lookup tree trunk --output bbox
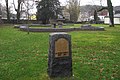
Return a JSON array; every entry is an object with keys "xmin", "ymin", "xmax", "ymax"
[
  {"xmin": 5, "ymin": 0, "xmax": 10, "ymax": 23},
  {"xmin": 16, "ymin": 0, "xmax": 21, "ymax": 23},
  {"xmin": 107, "ymin": 0, "xmax": 114, "ymax": 27},
  {"xmin": 94, "ymin": 10, "xmax": 98, "ymax": 24},
  {"xmin": 17, "ymin": 11, "xmax": 20, "ymax": 23}
]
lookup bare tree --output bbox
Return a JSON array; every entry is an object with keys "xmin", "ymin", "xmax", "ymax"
[
  {"xmin": 0, "ymin": 4, "xmax": 2, "ymax": 15},
  {"xmin": 66, "ymin": 0, "xmax": 80, "ymax": 22},
  {"xmin": 5, "ymin": 0, "xmax": 10, "ymax": 22},
  {"xmin": 13, "ymin": 0, "xmax": 23, "ymax": 23},
  {"xmin": 97, "ymin": 0, "xmax": 114, "ymax": 27},
  {"xmin": 0, "ymin": 3, "xmax": 2, "ymax": 24},
  {"xmin": 107, "ymin": 0, "xmax": 114, "ymax": 27},
  {"xmin": 22, "ymin": 0, "xmax": 35, "ymax": 20}
]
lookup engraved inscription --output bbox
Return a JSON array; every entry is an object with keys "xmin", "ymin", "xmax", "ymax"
[{"xmin": 55, "ymin": 38, "xmax": 69, "ymax": 57}]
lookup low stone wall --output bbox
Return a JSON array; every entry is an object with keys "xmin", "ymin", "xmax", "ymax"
[
  {"xmin": 17, "ymin": 24, "xmax": 105, "ymax": 32},
  {"xmin": 28, "ymin": 24, "xmax": 51, "ymax": 27},
  {"xmin": 20, "ymin": 27, "xmax": 105, "ymax": 32},
  {"xmin": 20, "ymin": 28, "xmax": 73, "ymax": 32}
]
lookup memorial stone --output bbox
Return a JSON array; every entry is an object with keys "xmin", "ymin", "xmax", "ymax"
[
  {"xmin": 48, "ymin": 32, "xmax": 72, "ymax": 77},
  {"xmin": 58, "ymin": 21, "xmax": 63, "ymax": 28}
]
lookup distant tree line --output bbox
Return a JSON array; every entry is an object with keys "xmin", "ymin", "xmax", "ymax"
[{"xmin": 1, "ymin": 0, "xmax": 114, "ymax": 26}]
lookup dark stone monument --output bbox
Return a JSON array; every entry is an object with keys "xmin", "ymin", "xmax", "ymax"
[
  {"xmin": 50, "ymin": 19, "xmax": 56, "ymax": 28},
  {"xmin": 48, "ymin": 32, "xmax": 72, "ymax": 77},
  {"xmin": 57, "ymin": 19, "xmax": 65, "ymax": 28},
  {"xmin": 58, "ymin": 21, "xmax": 63, "ymax": 28}
]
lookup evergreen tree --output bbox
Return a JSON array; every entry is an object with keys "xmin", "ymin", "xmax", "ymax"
[{"xmin": 36, "ymin": 0, "xmax": 62, "ymax": 24}]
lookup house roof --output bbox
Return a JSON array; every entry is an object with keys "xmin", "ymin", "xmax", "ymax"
[
  {"xmin": 105, "ymin": 14, "xmax": 120, "ymax": 18},
  {"xmin": 114, "ymin": 14, "xmax": 120, "ymax": 18}
]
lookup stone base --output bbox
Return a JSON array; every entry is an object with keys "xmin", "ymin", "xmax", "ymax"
[{"xmin": 48, "ymin": 58, "xmax": 72, "ymax": 77}]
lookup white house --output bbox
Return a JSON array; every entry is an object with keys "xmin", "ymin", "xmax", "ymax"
[
  {"xmin": 104, "ymin": 14, "xmax": 120, "ymax": 24},
  {"xmin": 89, "ymin": 16, "xmax": 105, "ymax": 21}
]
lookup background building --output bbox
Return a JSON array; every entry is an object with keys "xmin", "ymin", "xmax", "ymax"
[{"xmin": 104, "ymin": 6, "xmax": 120, "ymax": 24}]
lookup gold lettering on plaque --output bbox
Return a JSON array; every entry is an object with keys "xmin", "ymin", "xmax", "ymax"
[{"xmin": 55, "ymin": 38, "xmax": 69, "ymax": 57}]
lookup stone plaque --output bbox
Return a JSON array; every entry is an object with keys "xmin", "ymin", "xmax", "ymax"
[
  {"xmin": 48, "ymin": 32, "xmax": 72, "ymax": 77},
  {"xmin": 55, "ymin": 38, "xmax": 69, "ymax": 57}
]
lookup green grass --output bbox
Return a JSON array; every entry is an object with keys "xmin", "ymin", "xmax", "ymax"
[{"xmin": 0, "ymin": 24, "xmax": 120, "ymax": 80}]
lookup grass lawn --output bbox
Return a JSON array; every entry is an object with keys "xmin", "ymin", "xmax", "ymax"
[{"xmin": 0, "ymin": 24, "xmax": 120, "ymax": 80}]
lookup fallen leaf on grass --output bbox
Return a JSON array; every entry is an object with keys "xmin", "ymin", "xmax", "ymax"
[
  {"xmin": 93, "ymin": 58, "xmax": 97, "ymax": 61},
  {"xmin": 100, "ymin": 63, "xmax": 103, "ymax": 66},
  {"xmin": 100, "ymin": 68, "xmax": 104, "ymax": 73}
]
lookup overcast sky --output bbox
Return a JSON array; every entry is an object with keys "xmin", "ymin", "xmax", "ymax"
[
  {"xmin": 59, "ymin": 0, "xmax": 120, "ymax": 6},
  {"xmin": 1, "ymin": 0, "xmax": 120, "ymax": 6},
  {"xmin": 0, "ymin": 0, "xmax": 119, "ymax": 14}
]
